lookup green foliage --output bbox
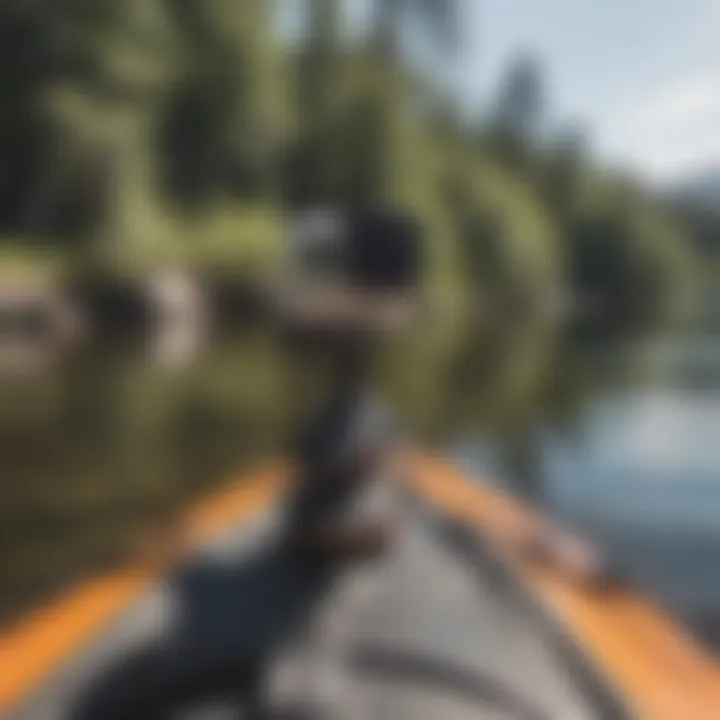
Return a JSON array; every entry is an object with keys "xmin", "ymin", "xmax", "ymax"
[
  {"xmin": 0, "ymin": 0, "xmax": 699, "ymax": 332},
  {"xmin": 443, "ymin": 144, "xmax": 560, "ymax": 318},
  {"xmin": 182, "ymin": 204, "xmax": 284, "ymax": 278},
  {"xmin": 493, "ymin": 55, "xmax": 545, "ymax": 146},
  {"xmin": 0, "ymin": 244, "xmax": 72, "ymax": 282}
]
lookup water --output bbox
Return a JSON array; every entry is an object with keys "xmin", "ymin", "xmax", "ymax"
[
  {"xmin": 544, "ymin": 339, "xmax": 720, "ymax": 650},
  {"xmin": 1, "ymin": 324, "xmax": 719, "ymax": 652},
  {"xmin": 456, "ymin": 334, "xmax": 720, "ymax": 650}
]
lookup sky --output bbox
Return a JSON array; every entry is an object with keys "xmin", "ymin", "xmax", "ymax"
[
  {"xmin": 455, "ymin": 0, "xmax": 720, "ymax": 185},
  {"xmin": 281, "ymin": 0, "xmax": 720, "ymax": 185}
]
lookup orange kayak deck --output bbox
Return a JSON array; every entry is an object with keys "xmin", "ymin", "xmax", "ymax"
[
  {"xmin": 0, "ymin": 463, "xmax": 286, "ymax": 714},
  {"xmin": 1, "ymin": 455, "xmax": 719, "ymax": 718},
  {"xmin": 410, "ymin": 455, "xmax": 720, "ymax": 720}
]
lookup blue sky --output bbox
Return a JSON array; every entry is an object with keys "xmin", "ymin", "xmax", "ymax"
[
  {"xmin": 455, "ymin": 0, "xmax": 720, "ymax": 184},
  {"xmin": 281, "ymin": 0, "xmax": 720, "ymax": 184}
]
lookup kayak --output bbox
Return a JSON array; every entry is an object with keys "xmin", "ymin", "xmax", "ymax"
[{"xmin": 2, "ymin": 456, "xmax": 719, "ymax": 719}]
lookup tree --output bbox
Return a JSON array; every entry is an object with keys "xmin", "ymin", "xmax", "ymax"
[
  {"xmin": 488, "ymin": 54, "xmax": 546, "ymax": 176},
  {"xmin": 372, "ymin": 0, "xmax": 459, "ymax": 59},
  {"xmin": 160, "ymin": 0, "xmax": 284, "ymax": 207},
  {"xmin": 301, "ymin": 0, "xmax": 343, "ymax": 117},
  {"xmin": 541, "ymin": 125, "xmax": 590, "ymax": 219},
  {"xmin": 495, "ymin": 55, "xmax": 544, "ymax": 143},
  {"xmin": 0, "ymin": 0, "xmax": 179, "ymax": 246}
]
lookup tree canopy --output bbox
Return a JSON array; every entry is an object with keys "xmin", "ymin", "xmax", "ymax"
[{"xmin": 0, "ymin": 0, "xmax": 699, "ymax": 332}]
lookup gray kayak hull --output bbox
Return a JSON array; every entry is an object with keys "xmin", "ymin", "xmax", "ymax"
[{"xmin": 11, "ymin": 497, "xmax": 627, "ymax": 720}]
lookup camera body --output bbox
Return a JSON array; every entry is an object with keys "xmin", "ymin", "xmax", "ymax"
[
  {"xmin": 280, "ymin": 209, "xmax": 420, "ymax": 561},
  {"xmin": 277, "ymin": 208, "xmax": 422, "ymax": 337}
]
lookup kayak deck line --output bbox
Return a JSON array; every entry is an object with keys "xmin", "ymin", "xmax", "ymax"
[
  {"xmin": 0, "ymin": 463, "xmax": 287, "ymax": 713},
  {"xmin": 409, "ymin": 455, "xmax": 720, "ymax": 720},
  {"xmin": 2, "ymin": 454, "xmax": 719, "ymax": 718}
]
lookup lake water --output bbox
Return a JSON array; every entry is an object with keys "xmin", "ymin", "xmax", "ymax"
[
  {"xmin": 455, "ymin": 335, "xmax": 720, "ymax": 650},
  {"xmin": 1, "ymin": 324, "xmax": 719, "ymax": 651}
]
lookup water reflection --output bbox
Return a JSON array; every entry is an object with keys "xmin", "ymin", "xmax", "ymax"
[
  {"xmin": 1, "ymin": 320, "xmax": 719, "ymax": 651},
  {"xmin": 0, "ymin": 329, "xmax": 291, "ymax": 623}
]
